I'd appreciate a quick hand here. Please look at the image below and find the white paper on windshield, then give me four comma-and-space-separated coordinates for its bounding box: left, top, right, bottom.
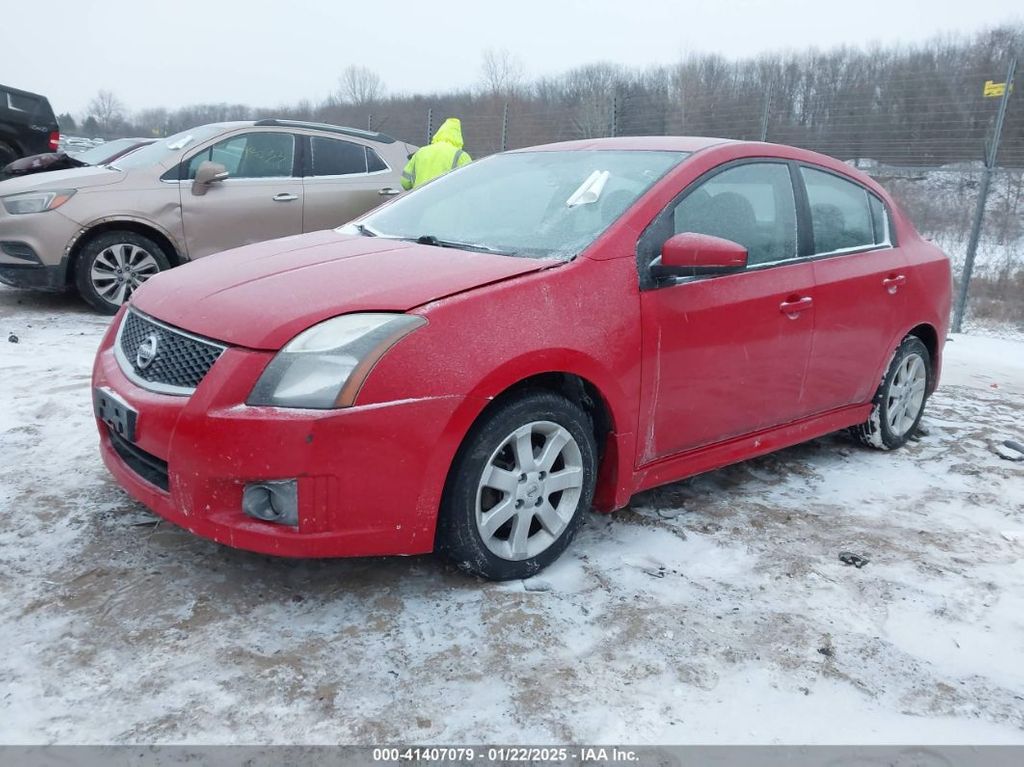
565, 170, 610, 207
167, 135, 194, 150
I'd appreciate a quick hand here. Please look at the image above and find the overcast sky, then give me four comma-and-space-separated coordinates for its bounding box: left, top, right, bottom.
3, 0, 1021, 116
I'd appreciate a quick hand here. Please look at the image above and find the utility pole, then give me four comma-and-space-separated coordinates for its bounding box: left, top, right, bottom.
367, 113, 373, 132
759, 80, 774, 142
500, 102, 509, 152
610, 95, 617, 138
952, 57, 1017, 333
426, 108, 433, 145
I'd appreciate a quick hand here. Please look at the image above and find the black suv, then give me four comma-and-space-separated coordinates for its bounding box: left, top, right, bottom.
0, 85, 60, 167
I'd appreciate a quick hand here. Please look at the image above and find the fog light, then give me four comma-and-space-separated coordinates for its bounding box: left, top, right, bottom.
242, 480, 299, 527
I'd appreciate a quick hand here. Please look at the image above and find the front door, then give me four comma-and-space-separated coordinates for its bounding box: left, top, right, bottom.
180, 131, 303, 260
637, 161, 816, 464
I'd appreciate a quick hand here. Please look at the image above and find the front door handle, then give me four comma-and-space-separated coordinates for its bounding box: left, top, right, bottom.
273, 193, 298, 202
779, 296, 813, 318
378, 187, 401, 197
882, 274, 907, 294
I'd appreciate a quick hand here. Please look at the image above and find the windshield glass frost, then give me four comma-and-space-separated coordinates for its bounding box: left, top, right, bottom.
109, 125, 225, 171
357, 150, 686, 259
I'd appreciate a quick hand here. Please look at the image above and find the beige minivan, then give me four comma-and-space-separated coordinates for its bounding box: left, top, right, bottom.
0, 119, 416, 312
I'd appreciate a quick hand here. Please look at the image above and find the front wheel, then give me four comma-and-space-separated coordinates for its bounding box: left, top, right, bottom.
436, 391, 598, 580
75, 231, 170, 314
852, 335, 932, 450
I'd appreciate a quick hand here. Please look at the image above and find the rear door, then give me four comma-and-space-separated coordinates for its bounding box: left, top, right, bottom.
637, 161, 816, 463
300, 135, 399, 231
179, 130, 303, 259
799, 166, 908, 412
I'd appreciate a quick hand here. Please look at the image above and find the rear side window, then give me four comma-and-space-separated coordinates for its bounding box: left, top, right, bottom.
670, 162, 797, 266
366, 146, 388, 172
801, 167, 880, 254
310, 137, 367, 176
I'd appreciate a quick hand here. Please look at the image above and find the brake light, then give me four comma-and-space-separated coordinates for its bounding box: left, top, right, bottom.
48, 131, 60, 151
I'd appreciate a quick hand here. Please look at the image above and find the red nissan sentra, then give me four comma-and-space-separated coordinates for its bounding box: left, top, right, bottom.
91, 137, 951, 580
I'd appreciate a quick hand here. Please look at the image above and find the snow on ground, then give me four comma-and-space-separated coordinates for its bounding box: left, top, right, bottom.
1, 284, 1023, 745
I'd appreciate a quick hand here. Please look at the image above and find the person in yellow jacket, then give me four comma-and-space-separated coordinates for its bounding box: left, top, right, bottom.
401, 117, 472, 190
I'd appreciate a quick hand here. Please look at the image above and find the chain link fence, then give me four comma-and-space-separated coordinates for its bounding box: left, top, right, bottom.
353, 60, 1023, 330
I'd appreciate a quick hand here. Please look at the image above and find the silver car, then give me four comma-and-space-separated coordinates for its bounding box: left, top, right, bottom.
0, 119, 415, 313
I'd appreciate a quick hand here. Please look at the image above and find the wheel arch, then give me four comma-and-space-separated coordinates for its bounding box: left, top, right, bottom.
906, 322, 940, 393
65, 218, 184, 286
433, 356, 634, 527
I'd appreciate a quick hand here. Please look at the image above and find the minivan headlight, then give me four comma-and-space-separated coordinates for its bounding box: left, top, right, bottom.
247, 313, 426, 409
1, 189, 76, 215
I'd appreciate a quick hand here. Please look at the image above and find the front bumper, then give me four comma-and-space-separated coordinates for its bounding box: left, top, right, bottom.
0, 261, 66, 290
93, 330, 469, 558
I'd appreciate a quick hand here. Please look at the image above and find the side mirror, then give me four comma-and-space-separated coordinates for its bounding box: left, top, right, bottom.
650, 232, 748, 280
191, 161, 229, 196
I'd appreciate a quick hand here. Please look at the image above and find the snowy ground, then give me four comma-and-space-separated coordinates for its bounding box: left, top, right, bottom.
1, 284, 1022, 745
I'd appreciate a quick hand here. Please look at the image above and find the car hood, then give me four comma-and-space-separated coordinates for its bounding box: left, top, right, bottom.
132, 230, 557, 349
0, 164, 123, 194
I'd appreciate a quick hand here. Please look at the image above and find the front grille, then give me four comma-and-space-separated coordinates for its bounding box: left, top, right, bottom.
116, 309, 226, 395
108, 428, 170, 491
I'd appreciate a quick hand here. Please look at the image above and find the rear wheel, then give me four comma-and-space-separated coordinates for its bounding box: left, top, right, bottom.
436, 390, 598, 580
75, 231, 170, 314
852, 335, 932, 450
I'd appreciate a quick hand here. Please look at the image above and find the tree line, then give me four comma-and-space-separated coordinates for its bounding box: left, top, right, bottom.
61, 24, 1024, 168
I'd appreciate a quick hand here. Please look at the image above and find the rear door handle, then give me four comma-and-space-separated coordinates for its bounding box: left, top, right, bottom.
378, 187, 401, 197
273, 193, 298, 202
882, 274, 906, 293
779, 296, 813, 318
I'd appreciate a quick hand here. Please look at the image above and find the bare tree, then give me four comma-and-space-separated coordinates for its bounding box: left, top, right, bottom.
337, 65, 385, 106
87, 89, 125, 134
481, 48, 525, 98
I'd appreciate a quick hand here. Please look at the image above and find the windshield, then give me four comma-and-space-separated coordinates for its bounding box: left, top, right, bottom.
110, 125, 226, 171
74, 138, 141, 165
354, 150, 686, 259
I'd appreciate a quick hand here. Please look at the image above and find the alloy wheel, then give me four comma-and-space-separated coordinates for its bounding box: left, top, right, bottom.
886, 352, 927, 437
90, 243, 161, 306
475, 420, 585, 561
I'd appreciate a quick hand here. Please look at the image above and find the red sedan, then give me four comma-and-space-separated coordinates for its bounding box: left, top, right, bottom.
91, 137, 951, 580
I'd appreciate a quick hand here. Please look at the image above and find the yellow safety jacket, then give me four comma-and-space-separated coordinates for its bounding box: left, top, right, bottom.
401, 118, 472, 190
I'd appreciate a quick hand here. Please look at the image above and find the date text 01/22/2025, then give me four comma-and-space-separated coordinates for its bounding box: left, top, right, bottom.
372, 747, 641, 762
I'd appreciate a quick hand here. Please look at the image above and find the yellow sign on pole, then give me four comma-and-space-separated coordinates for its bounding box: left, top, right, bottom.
983, 80, 1012, 98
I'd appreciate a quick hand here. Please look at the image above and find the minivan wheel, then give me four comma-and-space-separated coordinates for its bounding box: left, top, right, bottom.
437, 390, 598, 580
75, 231, 170, 314
852, 335, 932, 450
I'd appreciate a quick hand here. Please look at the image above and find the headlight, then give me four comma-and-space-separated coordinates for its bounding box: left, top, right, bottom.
247, 313, 426, 409
1, 189, 76, 215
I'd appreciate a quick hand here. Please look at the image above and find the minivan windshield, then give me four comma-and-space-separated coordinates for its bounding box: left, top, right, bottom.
351, 150, 686, 259
109, 125, 226, 171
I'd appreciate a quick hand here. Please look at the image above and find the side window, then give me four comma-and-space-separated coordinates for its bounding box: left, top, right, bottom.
186, 133, 294, 180
310, 137, 367, 176
868, 193, 891, 245
366, 146, 388, 173
801, 167, 877, 254
670, 162, 797, 266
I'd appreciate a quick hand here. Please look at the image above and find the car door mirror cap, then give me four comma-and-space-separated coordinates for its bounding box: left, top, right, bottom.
651, 232, 749, 280
191, 161, 230, 196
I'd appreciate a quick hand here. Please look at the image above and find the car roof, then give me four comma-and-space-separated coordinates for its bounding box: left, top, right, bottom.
514, 136, 737, 153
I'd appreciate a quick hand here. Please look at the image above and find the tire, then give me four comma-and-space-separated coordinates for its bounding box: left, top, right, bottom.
436, 390, 598, 580
75, 231, 171, 315
852, 335, 932, 450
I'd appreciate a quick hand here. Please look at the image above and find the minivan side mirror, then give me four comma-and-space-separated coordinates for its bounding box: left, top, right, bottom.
650, 232, 748, 280
191, 161, 229, 196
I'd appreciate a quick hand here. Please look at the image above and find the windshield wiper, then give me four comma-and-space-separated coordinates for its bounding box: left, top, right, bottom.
354, 223, 377, 237
414, 234, 513, 255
